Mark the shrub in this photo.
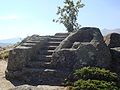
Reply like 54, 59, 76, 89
74, 67, 119, 82
67, 67, 120, 90
72, 79, 119, 90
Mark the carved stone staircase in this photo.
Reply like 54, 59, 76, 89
21, 33, 70, 85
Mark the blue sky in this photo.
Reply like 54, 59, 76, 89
0, 0, 120, 40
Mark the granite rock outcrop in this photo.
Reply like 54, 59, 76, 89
6, 27, 113, 85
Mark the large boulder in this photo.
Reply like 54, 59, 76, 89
104, 33, 120, 75
110, 47, 120, 75
104, 33, 120, 48
52, 27, 112, 70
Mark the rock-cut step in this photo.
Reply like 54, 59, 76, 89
22, 68, 69, 79
37, 55, 52, 62
42, 46, 58, 50
49, 37, 65, 42
16, 46, 32, 49
55, 33, 69, 36
21, 43, 36, 47
48, 41, 61, 46
38, 50, 54, 55
23, 74, 67, 85
26, 61, 53, 68
25, 40, 40, 43
30, 55, 52, 62
48, 46, 58, 50
22, 67, 70, 85
54, 33, 69, 38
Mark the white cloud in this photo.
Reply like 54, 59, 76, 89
0, 15, 19, 20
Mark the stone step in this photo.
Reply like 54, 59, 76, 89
23, 75, 66, 85
26, 40, 40, 43
21, 43, 36, 47
55, 33, 69, 36
26, 61, 53, 68
38, 55, 52, 62
42, 46, 57, 50
48, 41, 61, 46
44, 50, 54, 55
38, 50, 54, 55
22, 68, 69, 79
16, 46, 32, 49
49, 37, 65, 42
48, 46, 58, 50
54, 33, 69, 38
53, 35, 68, 38
31, 55, 52, 62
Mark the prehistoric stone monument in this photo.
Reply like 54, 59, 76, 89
6, 27, 119, 86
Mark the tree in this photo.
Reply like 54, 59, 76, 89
53, 0, 84, 32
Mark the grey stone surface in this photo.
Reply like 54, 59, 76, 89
6, 28, 113, 86
74, 42, 111, 69
55, 27, 104, 50
6, 33, 70, 85
52, 27, 111, 70
52, 48, 76, 69
6, 35, 49, 79
110, 47, 120, 75
6, 48, 32, 79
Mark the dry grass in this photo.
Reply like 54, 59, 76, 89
0, 50, 9, 60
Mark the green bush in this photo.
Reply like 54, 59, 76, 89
67, 67, 120, 90
74, 67, 119, 82
72, 79, 119, 90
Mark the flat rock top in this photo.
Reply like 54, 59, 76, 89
0, 60, 68, 90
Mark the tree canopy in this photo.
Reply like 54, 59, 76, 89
53, 0, 84, 32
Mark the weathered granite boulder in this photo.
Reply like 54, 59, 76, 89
104, 33, 120, 48
52, 49, 76, 69
74, 42, 111, 69
110, 47, 120, 74
104, 33, 120, 75
52, 27, 112, 70
55, 27, 104, 50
